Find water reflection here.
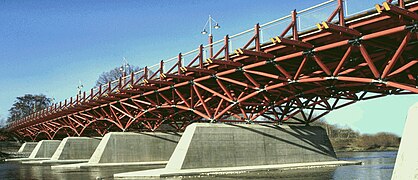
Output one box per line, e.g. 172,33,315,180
0,151,396,180
185,151,396,180
0,163,164,180
184,167,337,180
333,151,396,180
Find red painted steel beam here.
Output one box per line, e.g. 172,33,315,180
381,32,412,78
235,48,275,59
358,45,380,78
333,46,353,76
317,21,361,37
312,55,331,76
161,73,193,81
143,79,174,86
377,2,418,21
180,67,216,74
206,58,242,67
270,36,313,49
388,60,418,77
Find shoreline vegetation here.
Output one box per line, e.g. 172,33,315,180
313,120,400,152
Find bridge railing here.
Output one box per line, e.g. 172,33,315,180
297,0,339,32
9,0,410,130
259,16,293,44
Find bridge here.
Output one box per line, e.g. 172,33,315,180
6,0,418,142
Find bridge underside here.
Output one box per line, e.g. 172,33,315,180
8,1,418,141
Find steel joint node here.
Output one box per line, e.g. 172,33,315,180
406,23,418,32
257,88,266,92
348,38,362,46
289,80,297,84
372,79,387,84
302,49,314,56
266,59,275,64
326,76,338,80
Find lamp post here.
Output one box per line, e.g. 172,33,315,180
77,80,83,97
119,57,130,77
201,15,220,58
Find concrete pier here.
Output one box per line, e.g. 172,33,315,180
6,140,61,162
392,102,418,180
25,137,101,165
28,140,61,159
17,142,38,153
10,142,38,158
115,123,353,179
52,132,181,170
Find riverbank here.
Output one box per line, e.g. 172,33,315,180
0,141,24,161
335,146,398,153
313,120,401,152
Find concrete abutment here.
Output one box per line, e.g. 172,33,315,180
52,132,181,170
6,140,61,162
392,102,418,180
26,137,102,165
167,124,336,170
51,137,101,161
115,123,355,179
89,132,181,164
17,142,38,153
28,140,61,159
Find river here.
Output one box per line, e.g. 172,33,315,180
0,151,397,180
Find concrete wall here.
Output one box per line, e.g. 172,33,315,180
392,102,418,180
28,140,61,159
88,132,181,164
166,123,337,170
17,142,38,153
0,141,21,153
50,137,101,160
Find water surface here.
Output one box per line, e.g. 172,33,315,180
0,151,397,180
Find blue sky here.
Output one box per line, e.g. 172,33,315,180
0,0,416,136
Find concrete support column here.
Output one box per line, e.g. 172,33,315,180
17,142,38,153
392,103,418,180
115,123,355,179
28,140,61,159
88,132,181,164
52,132,181,170
50,137,101,161
166,123,337,170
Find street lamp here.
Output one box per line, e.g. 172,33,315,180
201,15,220,37
120,57,130,76
77,80,84,97
201,15,221,58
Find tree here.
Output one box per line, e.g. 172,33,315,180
0,115,5,128
95,64,141,87
7,94,52,123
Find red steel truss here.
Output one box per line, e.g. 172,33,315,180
7,0,418,141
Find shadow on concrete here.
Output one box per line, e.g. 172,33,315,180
226,123,336,158
139,132,181,144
